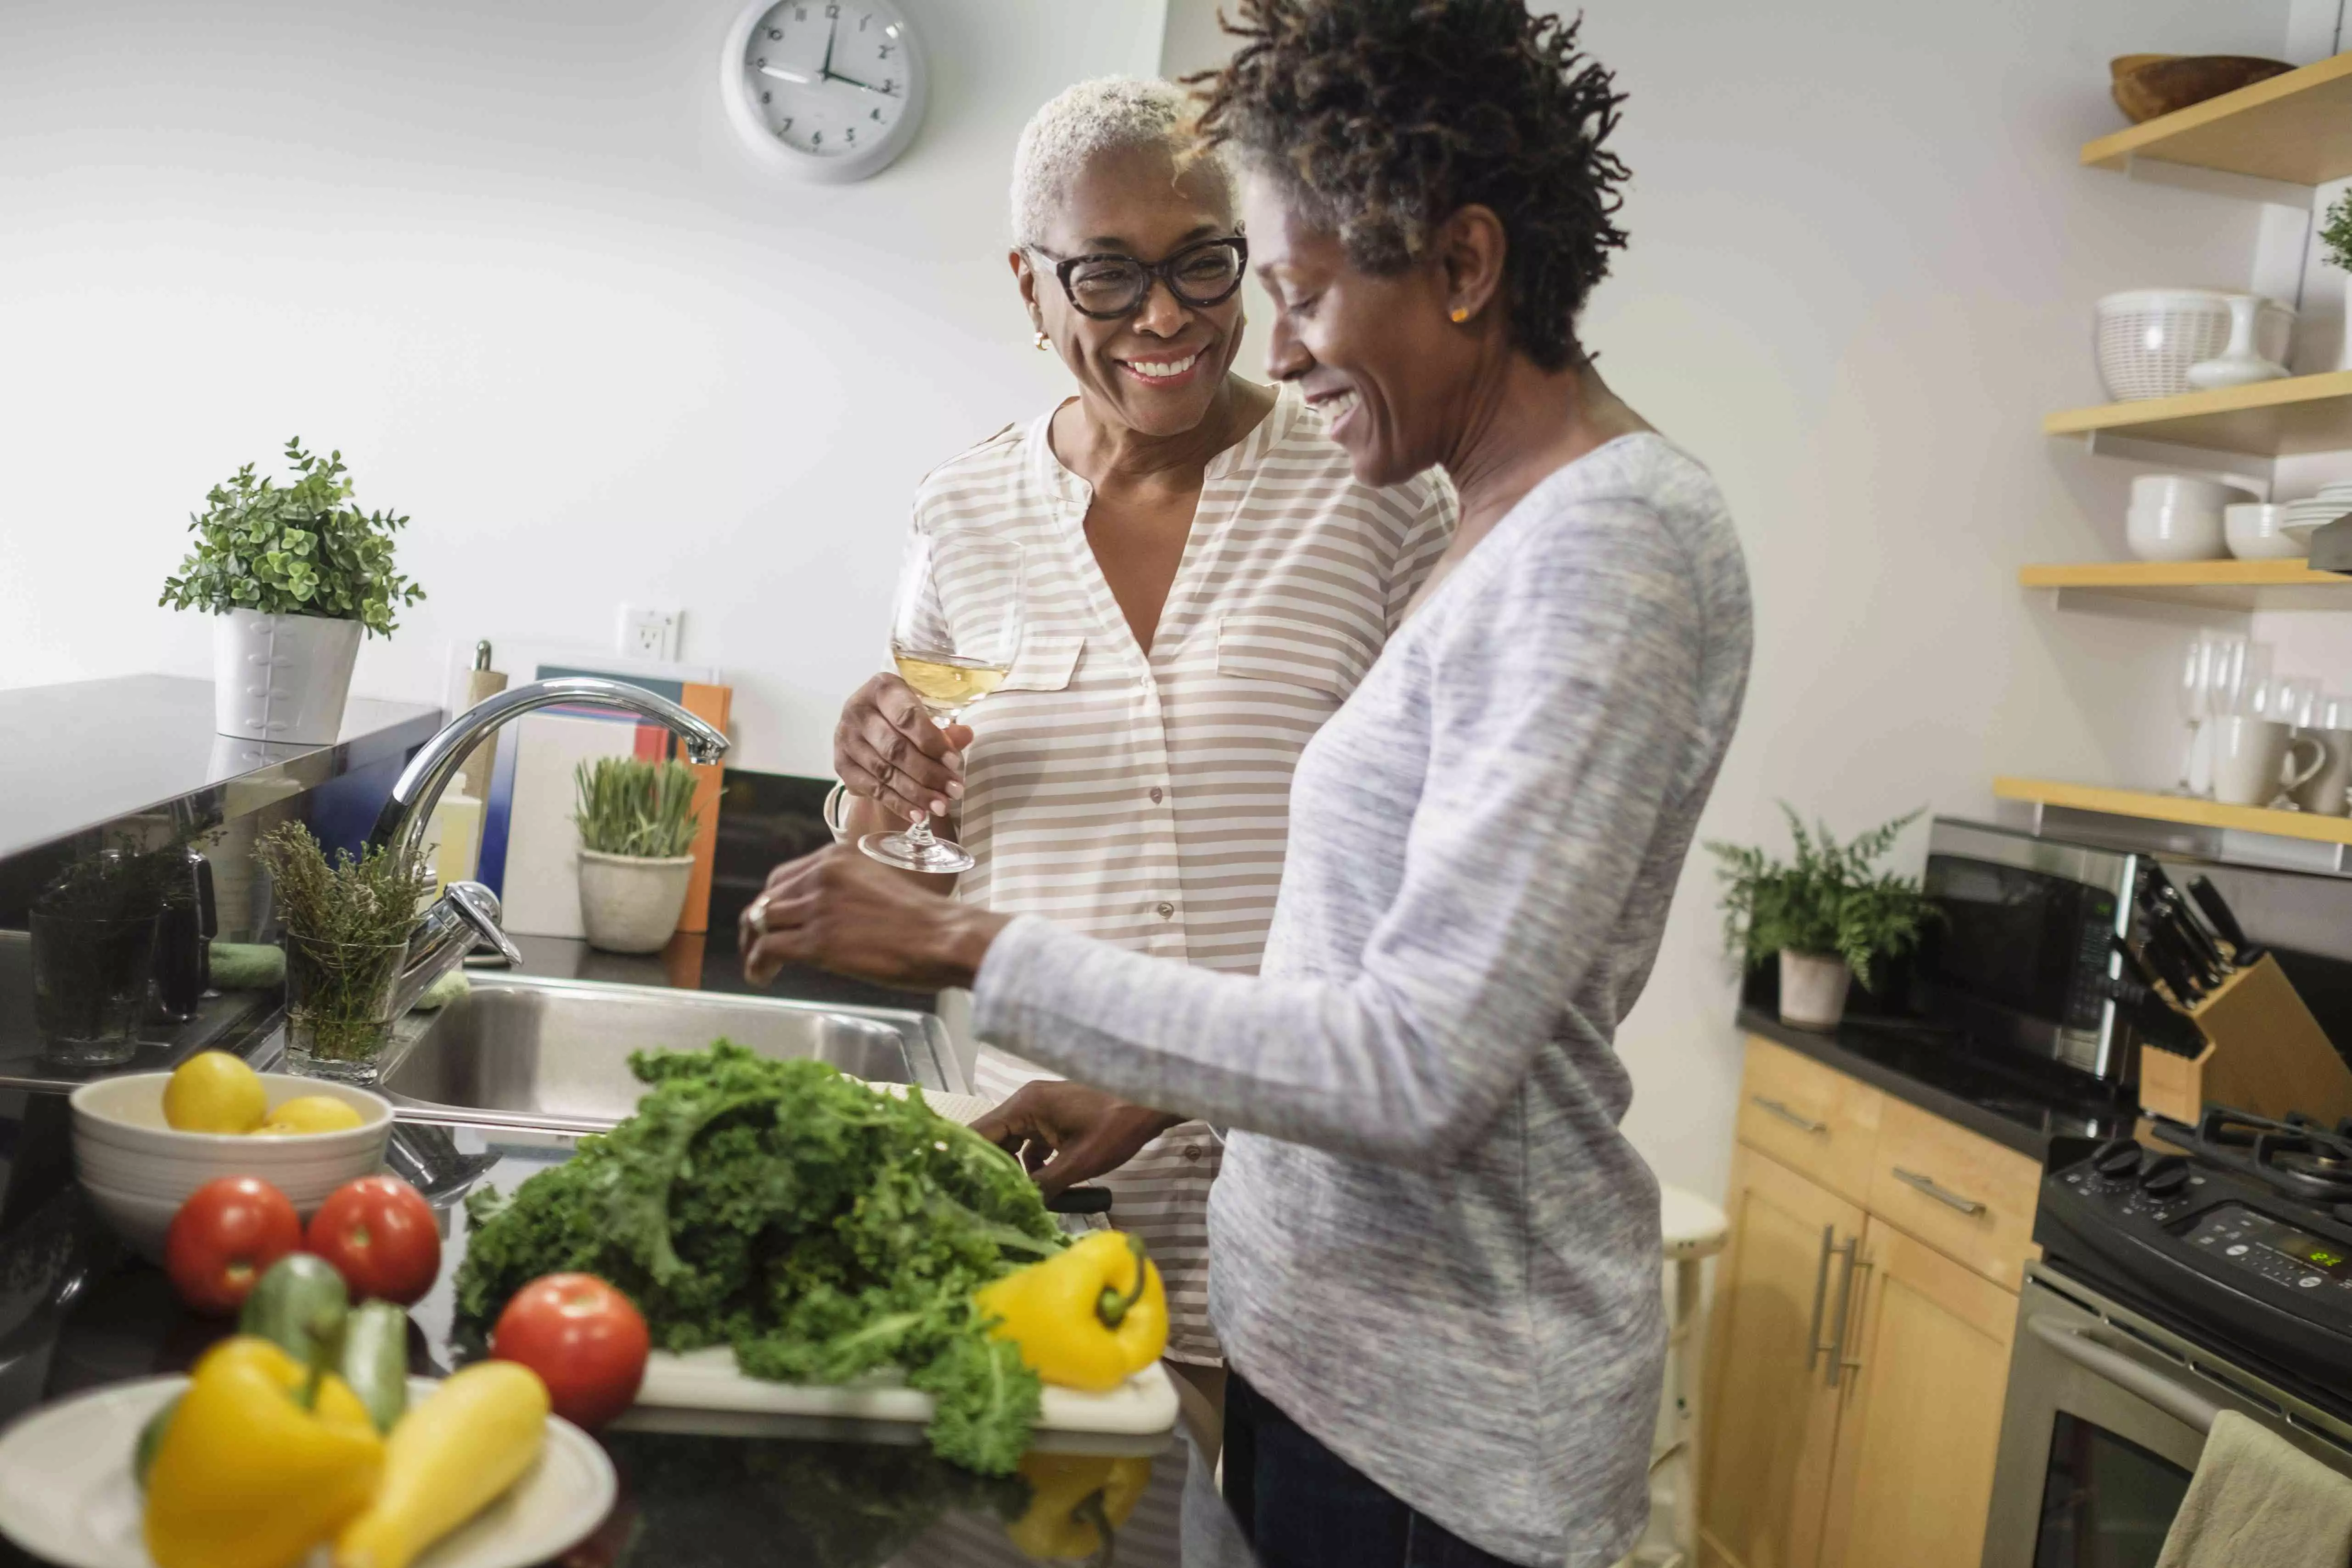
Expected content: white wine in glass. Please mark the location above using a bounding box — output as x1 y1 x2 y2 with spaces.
862 531 1025 874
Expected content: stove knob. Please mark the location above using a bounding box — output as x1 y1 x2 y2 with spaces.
2091 1138 2144 1180
2139 1155 2192 1197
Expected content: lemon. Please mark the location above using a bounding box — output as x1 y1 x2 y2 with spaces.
162 1052 269 1134
257 1095 365 1136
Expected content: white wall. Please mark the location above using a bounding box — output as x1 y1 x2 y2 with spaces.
1168 0 2296 1201
0 0 1165 775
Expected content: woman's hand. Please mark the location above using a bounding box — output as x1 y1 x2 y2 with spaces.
971 1081 1184 1198
834 674 975 825
740 846 1010 990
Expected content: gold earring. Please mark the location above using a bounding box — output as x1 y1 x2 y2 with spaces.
1033 330 1050 351
1448 306 1470 324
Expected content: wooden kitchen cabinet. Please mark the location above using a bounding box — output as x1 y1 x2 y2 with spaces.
1816 1221 2019 1568
1701 1036 2038 1568
1698 1143 1864 1568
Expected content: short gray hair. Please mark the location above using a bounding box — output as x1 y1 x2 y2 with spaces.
1009 77 1236 247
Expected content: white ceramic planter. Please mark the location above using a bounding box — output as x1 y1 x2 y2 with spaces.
212 610 363 744
1779 950 1853 1031
578 849 695 954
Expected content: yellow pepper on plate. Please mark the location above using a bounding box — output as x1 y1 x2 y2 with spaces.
143 1336 384 1568
976 1230 1168 1392
1004 1452 1153 1561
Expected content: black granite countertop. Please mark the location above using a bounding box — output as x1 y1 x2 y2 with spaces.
0 1126 1242 1568
1737 1006 2142 1158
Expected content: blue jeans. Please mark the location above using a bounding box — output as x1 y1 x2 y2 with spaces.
1222 1371 1528 1568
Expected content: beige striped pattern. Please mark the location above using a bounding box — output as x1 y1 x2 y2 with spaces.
907 385 1453 1363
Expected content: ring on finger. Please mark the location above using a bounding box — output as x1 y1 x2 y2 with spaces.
746 894 772 935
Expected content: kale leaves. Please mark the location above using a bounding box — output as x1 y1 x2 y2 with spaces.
455 1043 1061 1472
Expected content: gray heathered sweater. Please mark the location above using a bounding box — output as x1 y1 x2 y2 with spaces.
972 433 1753 1567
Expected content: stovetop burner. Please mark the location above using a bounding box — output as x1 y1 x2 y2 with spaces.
2156 1104 2352 1211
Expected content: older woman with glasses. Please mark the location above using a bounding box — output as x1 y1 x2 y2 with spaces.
748 3 1751 1562
824 76 1454 1413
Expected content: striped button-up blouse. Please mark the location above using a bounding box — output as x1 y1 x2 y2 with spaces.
903 383 1454 1360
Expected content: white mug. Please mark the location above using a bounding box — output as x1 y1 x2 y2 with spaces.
2210 715 2325 808
2296 728 2352 816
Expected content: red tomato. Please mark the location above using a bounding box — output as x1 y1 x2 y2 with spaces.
306 1175 442 1305
492 1274 650 1431
164 1176 302 1315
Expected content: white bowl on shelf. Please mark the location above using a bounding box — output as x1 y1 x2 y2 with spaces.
69 1073 392 1249
2096 291 2293 402
2127 505 2229 561
2226 504 2303 559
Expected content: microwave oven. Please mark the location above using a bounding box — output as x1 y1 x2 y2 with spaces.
1919 818 2144 1081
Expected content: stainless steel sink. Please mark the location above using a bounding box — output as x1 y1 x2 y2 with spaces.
374 974 965 1133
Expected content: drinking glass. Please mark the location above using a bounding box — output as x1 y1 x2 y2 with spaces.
29 908 159 1068
283 934 407 1083
2176 632 2220 792
861 532 1025 875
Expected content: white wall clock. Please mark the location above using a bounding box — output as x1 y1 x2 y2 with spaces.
720 0 928 182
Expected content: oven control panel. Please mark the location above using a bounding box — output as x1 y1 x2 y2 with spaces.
2171 1203 2352 1302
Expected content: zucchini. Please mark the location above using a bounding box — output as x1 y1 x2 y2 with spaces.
339 1301 410 1433
133 1392 182 1491
239 1253 349 1365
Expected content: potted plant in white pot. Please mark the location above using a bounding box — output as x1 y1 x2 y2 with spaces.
573 757 701 954
159 439 425 745
2327 191 2352 372
1707 806 1938 1030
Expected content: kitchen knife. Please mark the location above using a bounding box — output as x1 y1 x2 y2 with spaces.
2139 920 2206 1005
2145 882 2228 987
2105 982 2204 1056
2186 875 2263 964
2112 934 2162 994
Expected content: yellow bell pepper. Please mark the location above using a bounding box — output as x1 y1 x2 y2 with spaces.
144 1336 385 1568
1004 1452 1153 1561
976 1230 1167 1392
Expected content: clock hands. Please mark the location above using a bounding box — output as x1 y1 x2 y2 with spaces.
772 15 899 100
758 62 815 84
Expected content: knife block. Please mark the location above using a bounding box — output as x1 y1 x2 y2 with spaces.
2139 953 2352 1125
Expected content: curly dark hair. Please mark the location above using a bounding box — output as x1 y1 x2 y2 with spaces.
1195 0 1629 372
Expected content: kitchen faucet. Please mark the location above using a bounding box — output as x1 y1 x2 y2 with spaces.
364 678 732 1019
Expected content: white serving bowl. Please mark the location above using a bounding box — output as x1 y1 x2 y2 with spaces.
77 1181 186 1264
2132 473 2256 513
2097 291 2294 402
2226 503 2303 559
2127 503 2229 561
70 1073 392 1248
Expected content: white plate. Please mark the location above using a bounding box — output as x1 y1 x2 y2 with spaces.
0 1376 614 1568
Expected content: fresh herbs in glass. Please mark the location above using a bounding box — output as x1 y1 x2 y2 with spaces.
573 758 702 859
258 823 430 1080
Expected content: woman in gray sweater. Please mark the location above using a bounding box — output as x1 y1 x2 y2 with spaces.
741 2 1752 1564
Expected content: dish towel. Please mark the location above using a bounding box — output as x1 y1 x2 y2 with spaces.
2156 1410 2352 1568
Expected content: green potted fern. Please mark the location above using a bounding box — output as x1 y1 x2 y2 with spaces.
159 439 425 745
573 758 702 953
1706 806 1939 1030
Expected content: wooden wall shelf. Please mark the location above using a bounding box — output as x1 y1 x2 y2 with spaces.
1993 777 2352 848
2081 51 2352 187
2019 560 2352 611
2044 373 2352 457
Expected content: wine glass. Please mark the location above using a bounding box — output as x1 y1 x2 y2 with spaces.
860 531 1025 874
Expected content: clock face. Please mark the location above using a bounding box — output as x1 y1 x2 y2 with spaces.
725 0 926 180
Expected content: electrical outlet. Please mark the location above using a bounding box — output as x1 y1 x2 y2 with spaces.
618 605 681 662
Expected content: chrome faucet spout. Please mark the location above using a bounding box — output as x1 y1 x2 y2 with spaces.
366 678 731 867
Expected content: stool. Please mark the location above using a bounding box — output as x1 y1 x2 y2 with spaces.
1633 1185 1729 1568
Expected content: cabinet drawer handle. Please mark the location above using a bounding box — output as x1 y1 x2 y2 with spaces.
1892 1166 1987 1216
1751 1095 1828 1135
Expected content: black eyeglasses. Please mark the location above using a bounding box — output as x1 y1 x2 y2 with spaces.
1034 236 1250 320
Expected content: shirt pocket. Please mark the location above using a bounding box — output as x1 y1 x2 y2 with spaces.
1215 613 1373 700
999 632 1084 693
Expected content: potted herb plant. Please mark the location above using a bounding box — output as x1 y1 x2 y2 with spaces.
257 822 432 1082
2327 191 2352 372
159 439 426 745
1707 806 1938 1030
573 758 702 954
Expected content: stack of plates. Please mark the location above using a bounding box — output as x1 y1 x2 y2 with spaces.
2283 484 2352 549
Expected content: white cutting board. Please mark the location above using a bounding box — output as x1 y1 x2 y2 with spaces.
608 1079 1173 1440
623 1349 1176 1437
